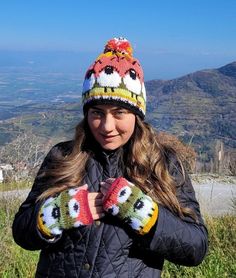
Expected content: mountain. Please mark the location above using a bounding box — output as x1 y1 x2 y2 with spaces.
145 62 236 160
0 62 236 163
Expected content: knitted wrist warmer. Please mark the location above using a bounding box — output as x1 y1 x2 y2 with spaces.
103 177 158 235
37 187 93 237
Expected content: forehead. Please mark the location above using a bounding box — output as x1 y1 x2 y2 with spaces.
89 104 129 112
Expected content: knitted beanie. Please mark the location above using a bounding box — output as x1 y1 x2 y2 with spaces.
82 37 146 119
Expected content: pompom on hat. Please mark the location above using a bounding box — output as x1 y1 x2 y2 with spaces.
82 37 146 119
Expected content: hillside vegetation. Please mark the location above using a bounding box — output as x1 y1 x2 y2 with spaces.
146 62 236 162
0 62 236 168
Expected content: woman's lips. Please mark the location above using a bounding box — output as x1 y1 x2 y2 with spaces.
101 134 118 140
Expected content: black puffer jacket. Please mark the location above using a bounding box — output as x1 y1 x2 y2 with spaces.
12 141 208 278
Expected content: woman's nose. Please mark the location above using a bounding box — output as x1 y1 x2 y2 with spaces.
101 114 115 132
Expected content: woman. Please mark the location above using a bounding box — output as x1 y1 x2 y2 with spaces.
13 37 208 277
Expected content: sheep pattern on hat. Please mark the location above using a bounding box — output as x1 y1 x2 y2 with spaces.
82 37 146 118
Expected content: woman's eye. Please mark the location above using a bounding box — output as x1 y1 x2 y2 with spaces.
114 110 127 117
91 111 103 117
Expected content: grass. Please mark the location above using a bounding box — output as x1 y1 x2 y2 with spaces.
0 195 39 278
0 180 32 192
162 215 236 277
191 173 236 184
0 187 236 277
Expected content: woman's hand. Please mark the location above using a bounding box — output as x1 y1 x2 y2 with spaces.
80 184 104 220
88 192 105 220
100 178 115 196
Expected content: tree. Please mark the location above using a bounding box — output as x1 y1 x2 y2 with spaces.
0 131 52 181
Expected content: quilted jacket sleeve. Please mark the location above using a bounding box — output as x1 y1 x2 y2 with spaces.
12 142 71 250
139 152 208 266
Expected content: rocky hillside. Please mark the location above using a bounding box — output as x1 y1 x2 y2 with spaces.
146 62 236 160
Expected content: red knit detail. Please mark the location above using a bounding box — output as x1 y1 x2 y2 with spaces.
90 55 143 81
104 38 133 56
103 177 128 210
74 189 93 225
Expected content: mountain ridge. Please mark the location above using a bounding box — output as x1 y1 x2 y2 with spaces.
0 61 236 164
145 61 236 161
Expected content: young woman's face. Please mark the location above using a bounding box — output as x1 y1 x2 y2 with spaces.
87 104 136 150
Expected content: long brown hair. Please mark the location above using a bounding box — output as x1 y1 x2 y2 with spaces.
38 115 196 220
125 116 196 220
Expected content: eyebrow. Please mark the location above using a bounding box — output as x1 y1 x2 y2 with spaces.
91 106 126 112
90 107 104 111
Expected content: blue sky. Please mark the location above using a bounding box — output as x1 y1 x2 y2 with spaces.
0 0 235 80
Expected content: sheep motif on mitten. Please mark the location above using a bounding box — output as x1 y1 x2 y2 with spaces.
103 177 158 235
38 187 93 237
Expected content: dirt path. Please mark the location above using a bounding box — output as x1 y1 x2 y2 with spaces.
193 181 236 216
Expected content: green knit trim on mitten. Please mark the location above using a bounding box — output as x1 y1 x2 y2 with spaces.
59 190 75 229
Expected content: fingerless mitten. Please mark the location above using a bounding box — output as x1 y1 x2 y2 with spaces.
38 187 93 237
103 177 158 235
